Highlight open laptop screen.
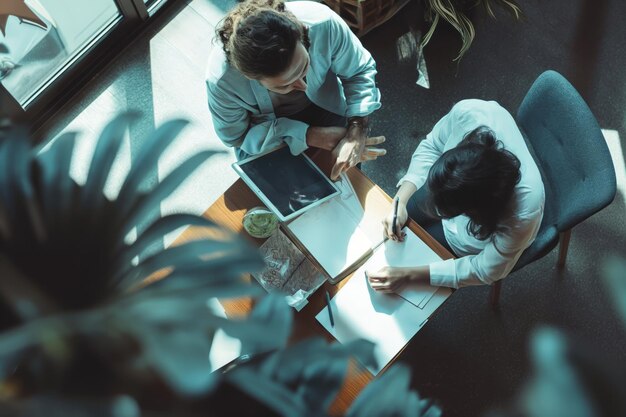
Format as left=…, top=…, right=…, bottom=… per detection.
left=233, top=146, right=340, bottom=222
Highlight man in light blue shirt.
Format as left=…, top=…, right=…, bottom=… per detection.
left=206, top=0, right=386, bottom=179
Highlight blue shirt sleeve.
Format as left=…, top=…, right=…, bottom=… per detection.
left=206, top=79, right=310, bottom=156
left=326, top=11, right=381, bottom=117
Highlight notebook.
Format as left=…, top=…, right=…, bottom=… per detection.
left=285, top=173, right=385, bottom=283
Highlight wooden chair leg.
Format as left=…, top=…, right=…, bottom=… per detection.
left=557, top=229, right=572, bottom=268
left=490, top=280, right=502, bottom=309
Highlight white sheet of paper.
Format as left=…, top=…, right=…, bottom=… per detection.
left=207, top=298, right=241, bottom=372
left=316, top=262, right=452, bottom=375
left=378, top=230, right=445, bottom=308
left=333, top=173, right=385, bottom=244
left=287, top=174, right=380, bottom=278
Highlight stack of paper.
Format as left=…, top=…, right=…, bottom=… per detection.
left=315, top=230, right=452, bottom=375
left=286, top=174, right=383, bottom=280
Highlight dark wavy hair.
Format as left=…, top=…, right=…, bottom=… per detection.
left=424, top=126, right=522, bottom=240
left=216, top=0, right=309, bottom=78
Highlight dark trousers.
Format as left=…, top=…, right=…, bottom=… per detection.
left=236, top=104, right=347, bottom=160
left=292, top=104, right=362, bottom=170
left=291, top=103, right=347, bottom=128
left=406, top=186, right=454, bottom=254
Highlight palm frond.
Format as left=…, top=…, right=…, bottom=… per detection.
left=492, top=0, right=522, bottom=19
left=224, top=332, right=377, bottom=416
left=79, top=112, right=139, bottom=216
left=423, top=0, right=475, bottom=61
left=225, top=366, right=310, bottom=417
left=423, top=0, right=522, bottom=61
left=115, top=118, right=190, bottom=216
left=239, top=293, right=293, bottom=355
left=0, top=395, right=141, bottom=417
left=112, top=213, right=216, bottom=260
left=603, top=257, right=626, bottom=326
left=347, top=364, right=441, bottom=417
left=0, top=114, right=267, bottom=404
left=35, top=132, right=77, bottom=231
left=115, top=150, right=220, bottom=239
left=112, top=238, right=252, bottom=291
left=0, top=112, right=443, bottom=416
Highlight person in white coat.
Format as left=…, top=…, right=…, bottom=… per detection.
left=368, top=99, right=545, bottom=291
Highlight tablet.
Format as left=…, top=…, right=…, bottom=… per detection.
left=232, top=146, right=340, bottom=222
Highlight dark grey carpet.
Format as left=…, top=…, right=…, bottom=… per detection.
left=360, top=1, right=626, bottom=416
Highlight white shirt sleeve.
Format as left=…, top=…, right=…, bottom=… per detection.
left=398, top=100, right=545, bottom=289
left=396, top=107, right=456, bottom=189
left=429, top=209, right=543, bottom=288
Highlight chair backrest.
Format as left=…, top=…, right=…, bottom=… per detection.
left=512, top=71, right=616, bottom=270
left=517, top=70, right=616, bottom=232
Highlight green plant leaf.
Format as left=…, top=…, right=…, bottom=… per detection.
left=338, top=339, right=377, bottom=370
left=115, top=119, right=190, bottom=216
left=117, top=150, right=219, bottom=238
left=225, top=367, right=310, bottom=417
left=112, top=238, right=254, bottom=291
left=602, top=257, right=626, bottom=327
left=139, top=264, right=265, bottom=299
left=0, top=394, right=141, bottom=417
left=296, top=340, right=375, bottom=412
left=80, top=113, right=139, bottom=214
left=114, top=213, right=218, bottom=262
left=347, top=364, right=441, bottom=417
left=138, top=325, right=218, bottom=397
left=239, top=293, right=293, bottom=355
left=256, top=337, right=327, bottom=380
left=36, top=132, right=77, bottom=228
left=0, top=131, right=19, bottom=229
left=297, top=350, right=350, bottom=412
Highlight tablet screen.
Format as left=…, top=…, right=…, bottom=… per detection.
left=237, top=147, right=338, bottom=219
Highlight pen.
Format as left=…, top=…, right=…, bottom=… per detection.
left=325, top=290, right=335, bottom=327
left=392, top=196, right=399, bottom=237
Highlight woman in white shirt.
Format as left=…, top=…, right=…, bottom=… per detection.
left=368, top=99, right=545, bottom=291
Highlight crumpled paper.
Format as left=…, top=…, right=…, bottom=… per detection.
left=285, top=289, right=309, bottom=312
left=396, top=30, right=430, bottom=89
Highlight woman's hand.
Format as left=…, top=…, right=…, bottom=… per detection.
left=367, top=265, right=430, bottom=293
left=367, top=266, right=412, bottom=293
left=382, top=199, right=408, bottom=241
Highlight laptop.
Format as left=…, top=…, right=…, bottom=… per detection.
left=232, top=146, right=341, bottom=222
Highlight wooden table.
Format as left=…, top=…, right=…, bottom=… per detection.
left=173, top=154, right=454, bottom=415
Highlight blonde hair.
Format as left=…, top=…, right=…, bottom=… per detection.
left=216, top=0, right=308, bottom=78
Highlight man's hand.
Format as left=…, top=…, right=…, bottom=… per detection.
left=306, top=126, right=347, bottom=151
left=330, top=119, right=386, bottom=180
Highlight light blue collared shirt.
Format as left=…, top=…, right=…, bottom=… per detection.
left=205, top=1, right=381, bottom=158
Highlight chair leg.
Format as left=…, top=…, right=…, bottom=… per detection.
left=557, top=229, right=572, bottom=268
left=490, top=280, right=502, bottom=309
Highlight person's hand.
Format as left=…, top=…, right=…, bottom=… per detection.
left=367, top=266, right=412, bottom=293
left=330, top=126, right=385, bottom=180
left=383, top=198, right=408, bottom=242
left=306, top=126, right=347, bottom=151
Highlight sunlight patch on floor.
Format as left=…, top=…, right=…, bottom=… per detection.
left=602, top=129, right=626, bottom=205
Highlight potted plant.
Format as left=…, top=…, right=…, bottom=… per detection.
left=422, top=0, right=522, bottom=60
left=0, top=113, right=440, bottom=416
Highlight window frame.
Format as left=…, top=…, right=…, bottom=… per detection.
left=0, top=0, right=182, bottom=131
